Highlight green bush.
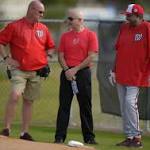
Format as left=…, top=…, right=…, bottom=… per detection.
left=44, top=4, right=71, bottom=19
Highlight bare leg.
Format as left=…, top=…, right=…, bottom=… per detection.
left=4, top=91, right=21, bottom=129
left=21, top=98, right=33, bottom=133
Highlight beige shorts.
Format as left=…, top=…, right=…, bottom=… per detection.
left=10, top=69, right=41, bottom=101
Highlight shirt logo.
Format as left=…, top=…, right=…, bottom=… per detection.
left=36, top=30, right=44, bottom=38
left=73, top=38, right=80, bottom=45
left=134, top=33, right=143, bottom=41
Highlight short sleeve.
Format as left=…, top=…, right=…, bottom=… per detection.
left=58, top=34, right=65, bottom=52
left=45, top=28, right=55, bottom=50
left=0, top=23, right=14, bottom=45
left=88, top=31, right=99, bottom=53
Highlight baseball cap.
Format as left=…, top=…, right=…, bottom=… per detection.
left=123, top=4, right=144, bottom=15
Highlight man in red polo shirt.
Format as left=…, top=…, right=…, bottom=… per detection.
left=0, top=0, right=55, bottom=141
left=54, top=9, right=99, bottom=144
left=109, top=4, right=150, bottom=148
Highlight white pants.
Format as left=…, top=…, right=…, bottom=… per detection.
left=117, top=84, right=142, bottom=138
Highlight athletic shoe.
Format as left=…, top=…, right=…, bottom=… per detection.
left=84, top=139, right=98, bottom=144
left=116, top=138, right=132, bottom=146
left=0, top=128, right=10, bottom=136
left=20, top=132, right=34, bottom=141
left=129, top=137, right=143, bottom=148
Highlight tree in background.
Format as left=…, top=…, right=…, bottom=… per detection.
left=42, top=0, right=76, bottom=6
left=95, top=0, right=150, bottom=14
left=40, top=0, right=76, bottom=19
left=41, top=0, right=149, bottom=19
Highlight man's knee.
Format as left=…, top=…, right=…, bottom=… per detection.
left=9, top=91, right=22, bottom=103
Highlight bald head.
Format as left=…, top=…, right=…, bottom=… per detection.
left=27, top=0, right=44, bottom=12
left=26, top=0, right=45, bottom=23
left=66, top=8, right=84, bottom=31
left=67, top=8, right=84, bottom=19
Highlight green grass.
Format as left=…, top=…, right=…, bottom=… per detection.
left=0, top=62, right=150, bottom=150
left=0, top=62, right=102, bottom=126
left=1, top=124, right=150, bottom=150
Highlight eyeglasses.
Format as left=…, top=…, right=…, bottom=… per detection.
left=32, top=7, right=44, bottom=14
left=38, top=11, right=44, bottom=14
left=67, top=17, right=80, bottom=21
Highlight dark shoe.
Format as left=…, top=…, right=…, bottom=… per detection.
left=116, top=138, right=132, bottom=146
left=0, top=128, right=10, bottom=136
left=129, top=137, right=143, bottom=148
left=84, top=139, right=98, bottom=144
left=54, top=138, right=64, bottom=143
left=20, top=132, right=34, bottom=141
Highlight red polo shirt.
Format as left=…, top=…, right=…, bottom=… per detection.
left=115, top=21, right=150, bottom=87
left=0, top=17, right=55, bottom=71
left=58, top=28, right=99, bottom=67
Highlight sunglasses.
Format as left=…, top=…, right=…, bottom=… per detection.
left=38, top=11, right=44, bottom=14
left=67, top=17, right=80, bottom=21
left=33, top=7, right=44, bottom=14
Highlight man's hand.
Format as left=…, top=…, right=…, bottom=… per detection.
left=65, top=67, right=78, bottom=81
left=5, top=57, right=20, bottom=68
left=108, top=70, right=116, bottom=86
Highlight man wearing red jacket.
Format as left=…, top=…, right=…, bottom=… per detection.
left=0, top=0, right=55, bottom=141
left=109, top=4, right=150, bottom=148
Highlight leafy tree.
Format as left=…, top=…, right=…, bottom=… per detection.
left=41, top=0, right=76, bottom=6
left=95, top=0, right=148, bottom=10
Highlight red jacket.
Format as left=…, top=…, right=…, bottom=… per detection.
left=115, top=21, right=150, bottom=87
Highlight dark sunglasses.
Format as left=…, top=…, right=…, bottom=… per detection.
left=67, top=17, right=80, bottom=21
left=67, top=17, right=75, bottom=21
left=39, top=11, right=44, bottom=14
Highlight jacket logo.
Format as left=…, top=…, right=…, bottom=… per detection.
left=36, top=30, right=44, bottom=38
left=134, top=33, right=143, bottom=41
left=73, top=38, right=79, bottom=45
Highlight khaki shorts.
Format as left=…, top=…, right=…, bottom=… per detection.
left=10, top=69, right=41, bottom=101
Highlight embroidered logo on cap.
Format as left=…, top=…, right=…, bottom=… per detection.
left=133, top=8, right=138, bottom=13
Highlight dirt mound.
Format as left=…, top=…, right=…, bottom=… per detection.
left=0, top=136, right=96, bottom=150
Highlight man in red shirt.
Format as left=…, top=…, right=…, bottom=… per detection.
left=54, top=9, right=99, bottom=144
left=0, top=0, right=55, bottom=141
left=109, top=4, right=150, bottom=148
